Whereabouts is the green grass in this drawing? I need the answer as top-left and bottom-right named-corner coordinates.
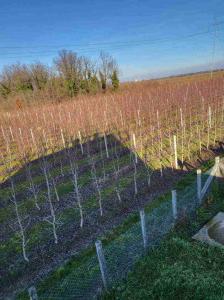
top-left (102, 181), bottom-right (224, 300)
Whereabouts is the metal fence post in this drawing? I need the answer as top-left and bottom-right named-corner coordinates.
top-left (172, 190), bottom-right (177, 220)
top-left (140, 209), bottom-right (147, 249)
top-left (197, 169), bottom-right (202, 202)
top-left (95, 240), bottom-right (108, 290)
top-left (28, 286), bottom-right (38, 300)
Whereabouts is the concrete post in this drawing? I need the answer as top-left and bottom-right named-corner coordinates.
top-left (197, 169), bottom-right (202, 202)
top-left (140, 209), bottom-right (147, 249)
top-left (28, 286), bottom-right (38, 300)
top-left (172, 190), bottom-right (177, 220)
top-left (173, 135), bottom-right (178, 169)
top-left (95, 240), bottom-right (108, 290)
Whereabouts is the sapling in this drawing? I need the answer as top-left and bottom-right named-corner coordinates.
top-left (10, 178), bottom-right (30, 262)
top-left (78, 131), bottom-right (84, 155)
top-left (99, 138), bottom-right (106, 181)
top-left (67, 148), bottom-right (84, 228)
top-left (41, 157), bottom-right (58, 244)
top-left (112, 161), bottom-right (122, 203)
top-left (133, 155), bottom-right (138, 195)
top-left (103, 132), bottom-right (109, 158)
top-left (89, 155), bottom-right (103, 216)
top-left (25, 159), bottom-right (40, 210)
top-left (143, 148), bottom-right (152, 188)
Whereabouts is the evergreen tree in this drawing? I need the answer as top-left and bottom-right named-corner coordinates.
top-left (111, 70), bottom-right (119, 91)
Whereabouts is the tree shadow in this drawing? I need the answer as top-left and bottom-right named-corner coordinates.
top-left (0, 133), bottom-right (220, 298)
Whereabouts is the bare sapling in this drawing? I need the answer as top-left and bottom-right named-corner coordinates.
top-left (9, 126), bottom-right (14, 141)
top-left (26, 160), bottom-right (40, 210)
top-left (143, 149), bottom-right (152, 188)
top-left (133, 155), bottom-right (138, 195)
top-left (51, 175), bottom-right (60, 202)
top-left (114, 139), bottom-right (120, 172)
top-left (68, 149), bottom-right (84, 228)
top-left (103, 132), bottom-right (109, 158)
top-left (207, 106), bottom-right (211, 149)
top-left (89, 156), bottom-right (103, 216)
top-left (112, 161), bottom-right (122, 203)
top-left (99, 137), bottom-right (107, 181)
top-left (10, 179), bottom-right (29, 262)
top-left (78, 131), bottom-right (84, 155)
top-left (41, 157), bottom-right (58, 244)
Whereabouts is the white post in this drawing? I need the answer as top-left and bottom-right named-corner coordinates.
top-left (208, 106), bottom-right (212, 128)
top-left (197, 169), bottom-right (202, 202)
top-left (214, 156), bottom-right (220, 177)
top-left (78, 131), bottom-right (84, 155)
top-left (172, 190), bottom-right (177, 220)
top-left (133, 133), bottom-right (138, 164)
top-left (215, 156), bottom-right (220, 169)
top-left (140, 209), bottom-right (147, 249)
top-left (200, 156), bottom-right (220, 201)
top-left (173, 135), bottom-right (178, 169)
top-left (104, 133), bottom-right (109, 158)
top-left (60, 128), bottom-right (66, 148)
top-left (95, 240), bottom-right (108, 290)
top-left (28, 286), bottom-right (38, 300)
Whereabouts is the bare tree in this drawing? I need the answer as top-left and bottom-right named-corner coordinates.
top-left (0, 63), bottom-right (32, 93)
top-left (99, 52), bottom-right (118, 90)
top-left (54, 50), bottom-right (82, 96)
top-left (29, 62), bottom-right (49, 91)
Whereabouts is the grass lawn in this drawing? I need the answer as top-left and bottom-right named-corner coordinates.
top-left (103, 180), bottom-right (224, 300)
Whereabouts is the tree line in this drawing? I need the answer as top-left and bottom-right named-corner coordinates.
top-left (0, 50), bottom-right (119, 102)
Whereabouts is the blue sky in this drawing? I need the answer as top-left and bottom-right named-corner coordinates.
top-left (0, 0), bottom-right (224, 80)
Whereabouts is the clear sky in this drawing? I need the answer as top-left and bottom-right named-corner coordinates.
top-left (0, 0), bottom-right (224, 80)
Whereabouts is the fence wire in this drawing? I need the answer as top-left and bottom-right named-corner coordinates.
top-left (26, 159), bottom-right (221, 300)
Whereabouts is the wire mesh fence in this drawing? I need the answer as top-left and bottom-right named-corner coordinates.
top-left (27, 157), bottom-right (221, 300)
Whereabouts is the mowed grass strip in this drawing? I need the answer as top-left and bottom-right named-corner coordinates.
top-left (103, 181), bottom-right (224, 300)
